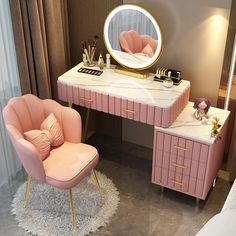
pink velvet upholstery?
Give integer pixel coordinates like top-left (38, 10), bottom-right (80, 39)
top-left (119, 30), bottom-right (143, 53)
top-left (119, 30), bottom-right (157, 54)
top-left (3, 94), bottom-right (99, 190)
top-left (40, 113), bottom-right (64, 147)
top-left (24, 129), bottom-right (52, 161)
top-left (44, 142), bottom-right (98, 189)
top-left (140, 35), bottom-right (157, 53)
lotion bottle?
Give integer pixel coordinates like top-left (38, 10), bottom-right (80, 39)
top-left (106, 53), bottom-right (110, 69)
top-left (98, 53), bottom-right (104, 70)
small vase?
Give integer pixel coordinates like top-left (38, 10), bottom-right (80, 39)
top-left (98, 53), bottom-right (104, 70)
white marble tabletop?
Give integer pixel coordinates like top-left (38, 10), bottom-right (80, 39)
top-left (58, 63), bottom-right (190, 108)
top-left (156, 102), bottom-right (230, 144)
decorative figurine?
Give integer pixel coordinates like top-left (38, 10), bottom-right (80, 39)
top-left (211, 117), bottom-right (222, 142)
top-left (98, 53), bottom-right (104, 70)
top-left (193, 98), bottom-right (211, 121)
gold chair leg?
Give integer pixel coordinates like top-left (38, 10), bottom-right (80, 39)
top-left (24, 175), bottom-right (31, 208)
top-left (83, 108), bottom-right (91, 142)
top-left (68, 102), bottom-right (73, 108)
top-left (69, 189), bottom-right (76, 229)
top-left (92, 170), bottom-right (103, 200)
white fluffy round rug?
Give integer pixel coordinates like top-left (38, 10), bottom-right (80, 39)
top-left (12, 171), bottom-right (119, 236)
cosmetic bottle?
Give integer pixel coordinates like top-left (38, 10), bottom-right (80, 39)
top-left (163, 71), bottom-right (174, 88)
top-left (106, 53), bottom-right (110, 69)
top-left (98, 53), bottom-right (104, 70)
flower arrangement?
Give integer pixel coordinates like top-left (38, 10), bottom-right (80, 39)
top-left (211, 117), bottom-right (222, 142)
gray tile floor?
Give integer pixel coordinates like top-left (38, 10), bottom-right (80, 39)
top-left (0, 134), bottom-right (232, 236)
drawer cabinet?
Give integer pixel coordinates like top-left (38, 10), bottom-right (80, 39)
top-left (57, 80), bottom-right (190, 128)
top-left (152, 103), bottom-right (230, 200)
top-left (152, 132), bottom-right (208, 198)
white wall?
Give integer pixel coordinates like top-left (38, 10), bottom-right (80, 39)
top-left (122, 0), bottom-right (232, 147)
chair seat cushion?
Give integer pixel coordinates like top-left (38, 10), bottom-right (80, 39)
top-left (43, 142), bottom-right (98, 189)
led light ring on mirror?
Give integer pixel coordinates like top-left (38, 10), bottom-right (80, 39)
top-left (104, 4), bottom-right (163, 71)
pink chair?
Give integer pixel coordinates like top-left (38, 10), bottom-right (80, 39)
top-left (3, 94), bottom-right (102, 229)
top-left (119, 30), bottom-right (157, 54)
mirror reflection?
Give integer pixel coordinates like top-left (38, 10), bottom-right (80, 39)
top-left (108, 9), bottom-right (158, 63)
top-left (104, 5), bottom-right (162, 70)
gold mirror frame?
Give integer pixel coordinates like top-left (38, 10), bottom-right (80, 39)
top-left (103, 4), bottom-right (163, 71)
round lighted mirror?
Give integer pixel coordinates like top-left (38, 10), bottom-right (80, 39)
top-left (104, 4), bottom-right (163, 70)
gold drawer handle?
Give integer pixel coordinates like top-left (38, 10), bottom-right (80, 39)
top-left (123, 108), bottom-right (135, 114)
top-left (80, 97), bottom-right (93, 103)
top-left (172, 162), bottom-right (186, 169)
top-left (172, 180), bottom-right (183, 186)
top-left (174, 145), bottom-right (188, 151)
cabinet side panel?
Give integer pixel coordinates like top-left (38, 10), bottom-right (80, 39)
top-left (202, 118), bottom-right (229, 199)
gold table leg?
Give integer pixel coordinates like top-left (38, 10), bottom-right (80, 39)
top-left (161, 186), bottom-right (164, 193)
top-left (196, 198), bottom-right (200, 205)
top-left (92, 170), bottom-right (103, 200)
top-left (68, 102), bottom-right (73, 108)
top-left (83, 108), bottom-right (91, 142)
top-left (69, 189), bottom-right (76, 229)
top-left (24, 175), bottom-right (31, 208)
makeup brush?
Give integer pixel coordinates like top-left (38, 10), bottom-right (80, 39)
top-left (81, 40), bottom-right (91, 64)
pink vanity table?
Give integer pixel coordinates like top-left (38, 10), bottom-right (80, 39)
top-left (58, 63), bottom-right (229, 201)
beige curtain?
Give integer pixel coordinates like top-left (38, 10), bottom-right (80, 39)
top-left (10, 0), bottom-right (70, 99)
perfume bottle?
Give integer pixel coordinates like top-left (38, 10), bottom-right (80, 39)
top-left (163, 71), bottom-right (174, 88)
top-left (98, 53), bottom-right (104, 70)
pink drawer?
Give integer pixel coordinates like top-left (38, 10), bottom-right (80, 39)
top-left (95, 92), bottom-right (108, 112)
top-left (189, 159), bottom-right (208, 180)
top-left (110, 97), bottom-right (155, 125)
top-left (153, 129), bottom-right (209, 163)
top-left (152, 129), bottom-right (209, 199)
top-left (58, 81), bottom-right (190, 128)
top-left (169, 155), bottom-right (191, 176)
top-left (121, 99), bottom-right (134, 119)
top-left (152, 167), bottom-right (204, 198)
top-left (78, 88), bottom-right (93, 108)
